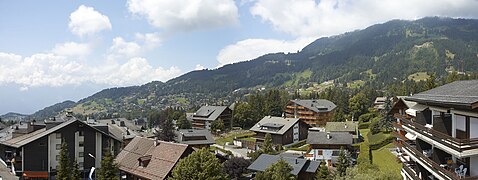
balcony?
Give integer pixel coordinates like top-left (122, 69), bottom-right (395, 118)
top-left (395, 114), bottom-right (478, 153)
top-left (402, 163), bottom-right (420, 180)
top-left (392, 122), bottom-right (403, 129)
top-left (402, 141), bottom-right (478, 179)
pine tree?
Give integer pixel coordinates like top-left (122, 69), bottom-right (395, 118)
top-left (262, 133), bottom-right (274, 154)
top-left (170, 148), bottom-right (227, 180)
top-left (425, 73), bottom-right (437, 90)
top-left (335, 147), bottom-right (351, 177)
top-left (315, 161), bottom-right (330, 180)
top-left (97, 152), bottom-right (119, 180)
top-left (56, 141), bottom-right (71, 180)
top-left (72, 159), bottom-right (81, 180)
top-left (176, 115), bottom-right (192, 129)
top-left (158, 118), bottom-right (175, 142)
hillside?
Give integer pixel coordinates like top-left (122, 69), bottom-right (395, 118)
top-left (0, 112), bottom-right (28, 122)
top-left (29, 17), bottom-right (478, 119)
top-left (29, 100), bottom-right (76, 119)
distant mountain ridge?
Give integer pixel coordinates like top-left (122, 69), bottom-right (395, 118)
top-left (24, 17), bottom-right (478, 119)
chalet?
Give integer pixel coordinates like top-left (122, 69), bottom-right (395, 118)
top-left (115, 136), bottom-right (193, 180)
top-left (174, 129), bottom-right (214, 149)
top-left (248, 154), bottom-right (319, 180)
top-left (250, 116), bottom-right (309, 147)
top-left (324, 121), bottom-right (360, 143)
top-left (305, 131), bottom-right (354, 166)
top-left (373, 97), bottom-right (387, 110)
top-left (0, 117), bottom-right (122, 179)
top-left (393, 80), bottom-right (478, 179)
top-left (192, 106), bottom-right (232, 130)
top-left (284, 99), bottom-right (336, 127)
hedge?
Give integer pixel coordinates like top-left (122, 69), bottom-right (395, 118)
top-left (287, 140), bottom-right (306, 148)
top-left (358, 121), bottom-right (371, 129)
top-left (369, 136), bottom-right (394, 150)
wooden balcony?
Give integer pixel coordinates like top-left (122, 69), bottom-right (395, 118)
top-left (395, 114), bottom-right (478, 152)
top-left (297, 111), bottom-right (314, 115)
top-left (392, 122), bottom-right (403, 129)
top-left (402, 163), bottom-right (420, 180)
top-left (391, 131), bottom-right (408, 141)
top-left (402, 141), bottom-right (478, 179)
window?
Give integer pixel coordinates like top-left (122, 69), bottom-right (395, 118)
top-left (79, 162), bottom-right (84, 169)
top-left (79, 152), bottom-right (84, 157)
top-left (56, 144), bottom-right (61, 150)
top-left (79, 131), bottom-right (84, 136)
top-left (79, 141), bottom-right (84, 147)
top-left (56, 133), bottom-right (61, 139)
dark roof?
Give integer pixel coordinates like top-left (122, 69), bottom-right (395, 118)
top-left (291, 99), bottom-right (336, 112)
top-left (405, 80), bottom-right (478, 109)
top-left (248, 154), bottom-right (319, 175)
top-left (174, 129), bottom-right (214, 145)
top-left (306, 131), bottom-right (353, 145)
top-left (192, 106), bottom-right (230, 121)
top-left (115, 136), bottom-right (189, 180)
top-left (0, 120), bottom-right (121, 148)
top-left (250, 116), bottom-right (300, 135)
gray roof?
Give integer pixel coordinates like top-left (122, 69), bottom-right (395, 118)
top-left (405, 80), bottom-right (478, 109)
top-left (192, 106), bottom-right (229, 121)
top-left (325, 121), bottom-right (358, 133)
top-left (174, 129), bottom-right (214, 145)
top-left (291, 99), bottom-right (336, 112)
top-left (306, 131), bottom-right (353, 145)
top-left (0, 119), bottom-right (121, 148)
top-left (250, 116), bottom-right (300, 135)
top-left (248, 154), bottom-right (319, 175)
top-left (396, 96), bottom-right (417, 108)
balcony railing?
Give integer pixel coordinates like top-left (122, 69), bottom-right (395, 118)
top-left (402, 141), bottom-right (478, 180)
top-left (402, 163), bottom-right (420, 180)
top-left (395, 114), bottom-right (478, 152)
top-left (392, 122), bottom-right (403, 129)
top-left (391, 131), bottom-right (408, 141)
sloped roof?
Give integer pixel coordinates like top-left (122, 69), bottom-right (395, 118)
top-left (405, 80), bottom-right (478, 109)
top-left (174, 129), bottom-right (214, 145)
top-left (248, 154), bottom-right (319, 175)
top-left (290, 99), bottom-right (336, 112)
top-left (306, 131), bottom-right (353, 145)
top-left (250, 116), bottom-right (300, 135)
top-left (115, 136), bottom-right (189, 180)
top-left (325, 121), bottom-right (357, 133)
top-left (0, 120), bottom-right (121, 148)
top-left (192, 106), bottom-right (229, 121)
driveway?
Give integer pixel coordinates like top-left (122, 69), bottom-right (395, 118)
top-left (212, 144), bottom-right (250, 159)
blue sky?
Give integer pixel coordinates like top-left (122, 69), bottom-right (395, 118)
top-left (1, 0), bottom-right (478, 115)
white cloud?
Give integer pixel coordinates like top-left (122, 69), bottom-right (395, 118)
top-left (250, 0), bottom-right (478, 38)
top-left (52, 42), bottom-right (91, 56)
top-left (135, 32), bottom-right (161, 49)
top-left (0, 52), bottom-right (182, 89)
top-left (69, 5), bottom-right (112, 37)
top-left (217, 38), bottom-right (313, 66)
top-left (110, 37), bottom-right (142, 57)
top-left (195, 64), bottom-right (205, 70)
top-left (127, 0), bottom-right (239, 31)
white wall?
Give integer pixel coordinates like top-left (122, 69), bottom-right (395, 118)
top-left (470, 117), bottom-right (478, 138)
top-left (456, 115), bottom-right (466, 131)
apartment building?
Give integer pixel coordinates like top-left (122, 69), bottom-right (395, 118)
top-left (284, 99), bottom-right (336, 127)
top-left (393, 80), bottom-right (478, 180)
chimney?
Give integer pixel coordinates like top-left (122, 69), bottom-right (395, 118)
top-left (326, 132), bottom-right (331, 139)
top-left (344, 124), bottom-right (348, 129)
top-left (154, 137), bottom-right (159, 146)
top-left (295, 159), bottom-right (299, 164)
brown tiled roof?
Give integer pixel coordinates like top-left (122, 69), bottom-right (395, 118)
top-left (115, 136), bottom-right (189, 180)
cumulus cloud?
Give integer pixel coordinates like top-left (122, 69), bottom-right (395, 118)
top-left (69, 5), bottom-right (112, 37)
top-left (127, 0), bottom-right (239, 31)
top-left (250, 0), bottom-right (478, 38)
top-left (110, 37), bottom-right (142, 57)
top-left (217, 38), bottom-right (313, 66)
top-left (0, 52), bottom-right (182, 89)
top-left (135, 32), bottom-right (161, 49)
top-left (195, 64), bottom-right (205, 70)
top-left (52, 42), bottom-right (91, 56)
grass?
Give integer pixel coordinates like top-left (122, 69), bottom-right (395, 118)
top-left (408, 72), bottom-right (430, 82)
top-left (367, 132), bottom-right (390, 145)
top-left (360, 128), bottom-right (401, 177)
top-left (215, 131), bottom-right (256, 145)
top-left (372, 145), bottom-right (402, 176)
top-left (288, 144), bottom-right (310, 151)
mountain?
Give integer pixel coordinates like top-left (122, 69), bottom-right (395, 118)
top-left (30, 17), bottom-right (478, 119)
top-left (0, 112), bottom-right (28, 122)
top-left (29, 100), bottom-right (76, 119)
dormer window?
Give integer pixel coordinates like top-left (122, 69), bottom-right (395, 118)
top-left (138, 155), bottom-right (152, 167)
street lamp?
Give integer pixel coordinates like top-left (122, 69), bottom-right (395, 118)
top-left (88, 153), bottom-right (96, 180)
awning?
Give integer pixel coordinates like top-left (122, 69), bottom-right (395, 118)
top-left (405, 133), bottom-right (417, 140)
top-left (22, 171), bottom-right (49, 178)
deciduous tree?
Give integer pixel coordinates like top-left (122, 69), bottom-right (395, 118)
top-left (170, 148), bottom-right (227, 180)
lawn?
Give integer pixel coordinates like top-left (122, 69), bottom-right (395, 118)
top-left (215, 131), bottom-right (256, 145)
top-left (360, 129), bottom-right (401, 177)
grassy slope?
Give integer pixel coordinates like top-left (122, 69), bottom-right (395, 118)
top-left (360, 129), bottom-right (401, 177)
